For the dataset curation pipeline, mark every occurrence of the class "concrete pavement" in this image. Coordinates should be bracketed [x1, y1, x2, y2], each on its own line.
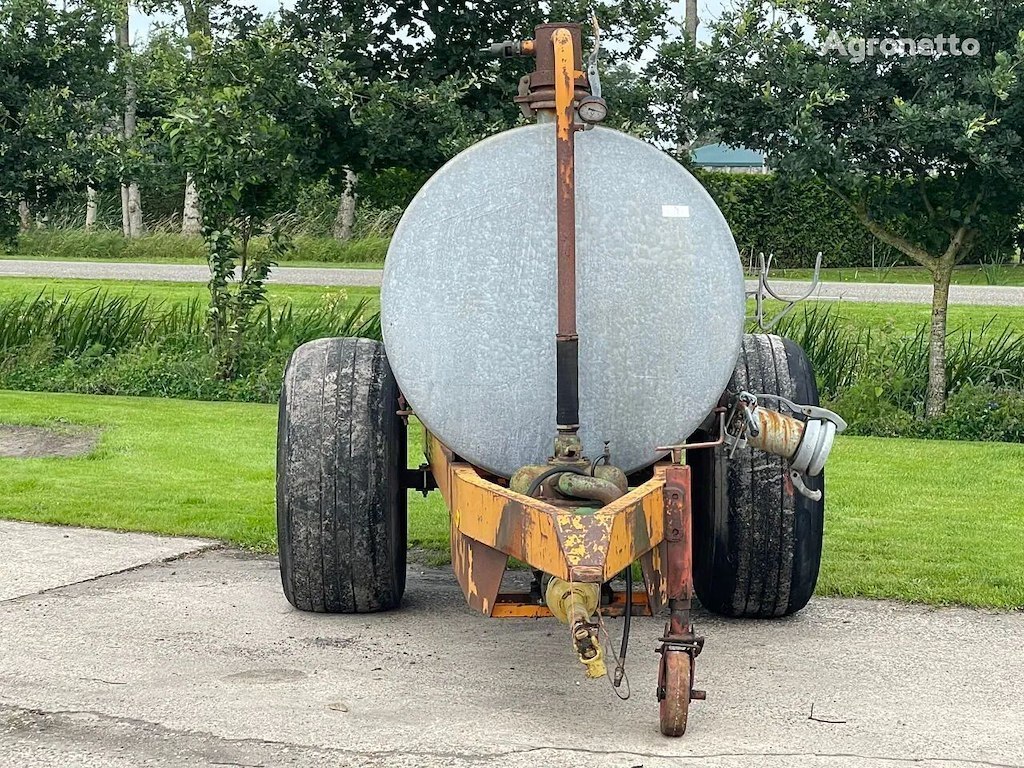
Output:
[0, 520, 216, 601]
[2, 258, 1024, 304]
[1, 521, 1022, 767]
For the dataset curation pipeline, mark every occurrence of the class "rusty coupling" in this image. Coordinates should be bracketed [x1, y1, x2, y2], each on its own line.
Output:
[729, 392, 847, 500]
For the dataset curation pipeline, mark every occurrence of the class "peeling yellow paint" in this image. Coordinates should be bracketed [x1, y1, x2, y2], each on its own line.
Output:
[427, 431, 672, 600]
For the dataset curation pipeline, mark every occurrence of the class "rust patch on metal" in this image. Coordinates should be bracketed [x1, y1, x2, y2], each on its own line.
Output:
[663, 464, 693, 601]
[553, 27, 579, 342]
[428, 430, 674, 611]
[746, 408, 805, 459]
[640, 544, 667, 614]
[450, 521, 507, 617]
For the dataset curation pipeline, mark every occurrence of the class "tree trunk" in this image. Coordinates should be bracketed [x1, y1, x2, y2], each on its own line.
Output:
[85, 187, 98, 230]
[182, 174, 202, 235]
[333, 169, 358, 241]
[925, 263, 953, 418]
[117, 9, 144, 238]
[18, 201, 31, 233]
[685, 0, 699, 44]
[180, 2, 209, 239]
[127, 182, 143, 235]
[120, 184, 130, 237]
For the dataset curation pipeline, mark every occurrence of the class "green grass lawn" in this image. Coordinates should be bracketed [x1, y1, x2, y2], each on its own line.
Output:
[2, 390, 1021, 608]
[0, 277, 380, 313]
[782, 300, 1024, 337]
[2, 276, 1023, 337]
[768, 264, 1024, 286]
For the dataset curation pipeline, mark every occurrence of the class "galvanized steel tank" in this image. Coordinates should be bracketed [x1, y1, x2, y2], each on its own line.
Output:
[382, 124, 746, 478]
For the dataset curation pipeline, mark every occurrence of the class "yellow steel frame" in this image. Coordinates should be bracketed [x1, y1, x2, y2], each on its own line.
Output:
[426, 432, 675, 617]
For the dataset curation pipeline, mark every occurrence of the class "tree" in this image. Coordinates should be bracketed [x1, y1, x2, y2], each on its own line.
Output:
[655, 1, 1024, 416]
[280, 0, 673, 228]
[0, 0, 114, 242]
[177, 0, 211, 235]
[116, 0, 144, 237]
[163, 18, 324, 378]
[137, 0, 218, 234]
[684, 0, 697, 44]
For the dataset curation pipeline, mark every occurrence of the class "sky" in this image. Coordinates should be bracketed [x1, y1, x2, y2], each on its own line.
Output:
[131, 0, 732, 42]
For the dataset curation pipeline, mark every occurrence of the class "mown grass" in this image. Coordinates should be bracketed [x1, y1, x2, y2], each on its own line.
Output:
[819, 435, 1024, 606]
[2, 390, 1022, 608]
[770, 264, 1024, 286]
[0, 278, 380, 313]
[763, 298, 1024, 337]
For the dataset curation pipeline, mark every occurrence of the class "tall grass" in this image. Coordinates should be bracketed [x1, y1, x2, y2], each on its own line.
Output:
[773, 305, 1024, 407]
[0, 290, 380, 359]
[0, 289, 382, 403]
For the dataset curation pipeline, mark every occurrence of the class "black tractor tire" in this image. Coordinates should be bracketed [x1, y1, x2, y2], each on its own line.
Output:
[277, 337, 407, 613]
[688, 334, 824, 618]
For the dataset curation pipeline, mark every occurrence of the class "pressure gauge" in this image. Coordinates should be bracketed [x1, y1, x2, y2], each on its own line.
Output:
[577, 96, 608, 124]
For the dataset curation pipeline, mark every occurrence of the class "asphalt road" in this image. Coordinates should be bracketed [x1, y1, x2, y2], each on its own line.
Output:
[2, 519, 1022, 768]
[2, 258, 1024, 305]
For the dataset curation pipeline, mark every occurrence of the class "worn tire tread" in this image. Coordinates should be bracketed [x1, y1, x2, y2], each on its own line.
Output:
[689, 334, 824, 619]
[277, 337, 406, 614]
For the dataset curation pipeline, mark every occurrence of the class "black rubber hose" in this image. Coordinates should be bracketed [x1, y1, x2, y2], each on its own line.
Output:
[524, 465, 588, 498]
[555, 337, 580, 428]
[619, 565, 632, 676]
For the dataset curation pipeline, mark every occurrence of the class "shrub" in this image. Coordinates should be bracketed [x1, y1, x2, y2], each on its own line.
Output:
[289, 234, 388, 263]
[358, 167, 431, 210]
[921, 385, 1024, 443]
[776, 304, 1024, 442]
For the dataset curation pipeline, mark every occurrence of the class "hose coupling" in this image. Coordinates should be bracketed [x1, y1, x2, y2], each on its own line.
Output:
[728, 391, 846, 501]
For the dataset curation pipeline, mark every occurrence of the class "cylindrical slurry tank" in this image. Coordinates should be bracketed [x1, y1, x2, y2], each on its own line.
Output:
[381, 124, 746, 478]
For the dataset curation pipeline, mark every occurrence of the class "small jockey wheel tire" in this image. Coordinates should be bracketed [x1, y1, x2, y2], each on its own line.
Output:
[658, 649, 692, 737]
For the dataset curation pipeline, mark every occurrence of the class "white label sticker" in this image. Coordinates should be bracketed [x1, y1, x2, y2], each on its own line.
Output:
[661, 204, 690, 218]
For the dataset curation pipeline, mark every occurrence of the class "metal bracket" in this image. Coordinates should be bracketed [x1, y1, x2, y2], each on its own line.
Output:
[655, 410, 727, 465]
[586, 11, 603, 99]
[748, 251, 823, 331]
[402, 464, 437, 497]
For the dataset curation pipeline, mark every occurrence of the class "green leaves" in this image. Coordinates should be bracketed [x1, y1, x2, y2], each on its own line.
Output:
[0, 0, 115, 238]
[655, 0, 1024, 249]
[155, 18, 317, 379]
[654, 0, 1024, 416]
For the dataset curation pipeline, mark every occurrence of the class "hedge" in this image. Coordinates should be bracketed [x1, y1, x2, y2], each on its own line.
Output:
[694, 172, 879, 269]
[10, 230, 388, 264]
[695, 172, 1017, 269]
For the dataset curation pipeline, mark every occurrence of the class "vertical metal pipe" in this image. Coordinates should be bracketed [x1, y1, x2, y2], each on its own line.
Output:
[552, 27, 579, 432]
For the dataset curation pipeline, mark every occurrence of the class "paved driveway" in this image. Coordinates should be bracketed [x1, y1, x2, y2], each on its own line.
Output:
[1, 520, 1022, 767]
